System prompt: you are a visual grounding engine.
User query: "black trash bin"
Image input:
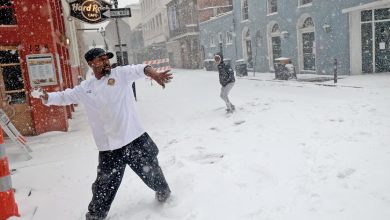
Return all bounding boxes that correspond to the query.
[235,60,247,76]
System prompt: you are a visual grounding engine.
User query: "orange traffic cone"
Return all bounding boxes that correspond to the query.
[0,129,20,220]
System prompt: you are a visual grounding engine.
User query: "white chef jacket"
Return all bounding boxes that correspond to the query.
[46,64,147,151]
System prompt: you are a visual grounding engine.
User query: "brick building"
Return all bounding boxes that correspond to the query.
[198,0,233,22]
[0,0,81,135]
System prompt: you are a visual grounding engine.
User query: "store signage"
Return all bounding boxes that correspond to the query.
[26,54,57,87]
[109,8,132,18]
[69,0,111,24]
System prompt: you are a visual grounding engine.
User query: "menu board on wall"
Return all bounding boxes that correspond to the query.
[26,54,57,87]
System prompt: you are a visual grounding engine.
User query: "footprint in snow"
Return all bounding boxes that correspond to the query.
[337,168,356,179]
[188,153,224,164]
[234,120,246,125]
[163,139,178,149]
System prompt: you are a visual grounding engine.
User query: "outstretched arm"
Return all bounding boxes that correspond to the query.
[144,66,173,89]
[31,87,80,106]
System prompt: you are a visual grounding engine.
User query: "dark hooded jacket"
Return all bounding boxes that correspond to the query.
[216,52,235,87]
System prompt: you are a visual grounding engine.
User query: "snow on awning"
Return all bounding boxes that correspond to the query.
[342,0,390,14]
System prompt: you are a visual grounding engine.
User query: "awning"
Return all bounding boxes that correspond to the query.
[342,0,390,14]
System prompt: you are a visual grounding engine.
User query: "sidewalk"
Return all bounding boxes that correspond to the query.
[242,72,390,89]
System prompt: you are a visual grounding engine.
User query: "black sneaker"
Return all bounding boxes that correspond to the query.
[155,189,171,202]
[86,212,106,220]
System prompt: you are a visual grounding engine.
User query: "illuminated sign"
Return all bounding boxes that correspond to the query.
[69,0,111,24]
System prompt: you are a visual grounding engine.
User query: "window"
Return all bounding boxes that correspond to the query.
[255,30,262,47]
[226,32,233,44]
[0,47,26,104]
[268,0,277,14]
[374,8,390,21]
[299,0,312,6]
[361,10,372,22]
[168,6,177,31]
[116,51,129,66]
[302,17,314,28]
[218,32,223,43]
[361,8,390,73]
[299,17,316,71]
[271,23,280,33]
[210,34,216,47]
[0,0,17,25]
[242,0,249,20]
[302,32,315,70]
[270,23,281,64]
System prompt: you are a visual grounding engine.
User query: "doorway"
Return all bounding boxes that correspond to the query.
[375,21,390,72]
[243,28,253,68]
[361,8,390,73]
[0,46,34,135]
[302,32,316,71]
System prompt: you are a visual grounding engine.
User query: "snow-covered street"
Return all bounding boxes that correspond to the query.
[7,69,390,220]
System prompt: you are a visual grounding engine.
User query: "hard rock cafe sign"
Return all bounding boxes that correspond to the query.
[69,0,111,24]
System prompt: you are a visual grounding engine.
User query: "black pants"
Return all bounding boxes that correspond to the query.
[87,133,170,219]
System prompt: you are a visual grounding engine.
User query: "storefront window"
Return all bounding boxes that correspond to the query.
[374,8,390,21]
[0,0,17,25]
[361,10,372,22]
[361,8,390,73]
[361,23,373,73]
[0,49,26,104]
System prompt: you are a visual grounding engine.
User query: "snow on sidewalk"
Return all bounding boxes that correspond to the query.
[6,69,390,220]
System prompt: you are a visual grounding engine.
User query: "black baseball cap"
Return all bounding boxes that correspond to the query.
[84,48,114,62]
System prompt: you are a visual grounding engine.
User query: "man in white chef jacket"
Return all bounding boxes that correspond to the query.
[34,48,173,220]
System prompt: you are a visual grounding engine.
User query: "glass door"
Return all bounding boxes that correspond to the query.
[0,46,34,135]
[272,36,281,62]
[246,39,253,68]
[375,21,390,72]
[302,32,316,70]
[361,23,373,73]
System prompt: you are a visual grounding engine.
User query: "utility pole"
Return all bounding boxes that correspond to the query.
[111,0,136,100]
[113,0,125,66]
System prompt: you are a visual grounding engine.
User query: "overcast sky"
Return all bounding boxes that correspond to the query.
[118,0,139,7]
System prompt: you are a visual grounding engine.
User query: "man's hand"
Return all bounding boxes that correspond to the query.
[31,87,48,101]
[144,66,173,89]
